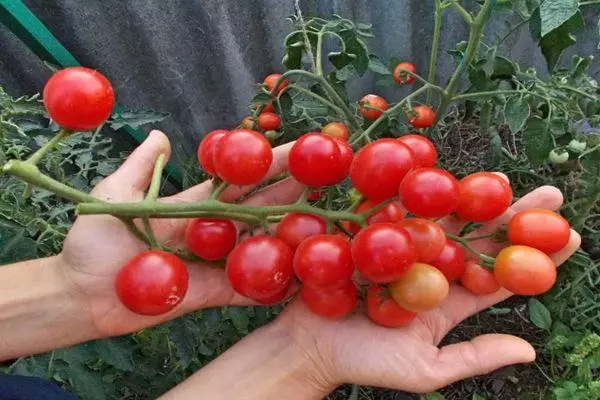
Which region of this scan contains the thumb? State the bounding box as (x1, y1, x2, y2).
(430, 334, 536, 389)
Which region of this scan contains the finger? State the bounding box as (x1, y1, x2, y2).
(429, 334, 535, 391)
(169, 142, 295, 202)
(97, 130, 171, 197)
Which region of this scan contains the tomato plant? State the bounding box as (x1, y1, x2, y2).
(294, 234, 354, 288)
(301, 280, 357, 318)
(455, 172, 513, 222)
(399, 167, 460, 218)
(263, 73, 288, 95)
(494, 245, 557, 296)
(366, 285, 416, 328)
(185, 218, 237, 261)
(214, 129, 273, 185)
(358, 94, 389, 120)
(393, 62, 416, 85)
(408, 105, 435, 129)
(508, 209, 571, 254)
(389, 262, 450, 313)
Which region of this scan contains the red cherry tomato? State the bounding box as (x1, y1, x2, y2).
(116, 250, 188, 315)
(494, 245, 556, 295)
(359, 94, 389, 120)
(257, 112, 281, 131)
(275, 212, 327, 249)
(399, 219, 446, 263)
(351, 223, 416, 283)
(508, 209, 571, 254)
(322, 122, 350, 141)
(393, 62, 416, 85)
(260, 102, 275, 114)
(301, 281, 357, 318)
(289, 133, 347, 187)
(43, 66, 115, 131)
(226, 235, 294, 300)
(307, 189, 322, 202)
(455, 172, 513, 222)
(460, 261, 500, 295)
(197, 129, 229, 176)
(264, 73, 289, 95)
(408, 105, 436, 129)
(399, 167, 459, 218)
(294, 234, 354, 288)
(214, 129, 273, 185)
(397, 134, 437, 167)
(432, 239, 466, 281)
(350, 139, 415, 201)
(255, 286, 289, 305)
(390, 262, 450, 313)
(346, 199, 406, 234)
(185, 218, 237, 261)
(366, 285, 416, 328)
(332, 138, 354, 182)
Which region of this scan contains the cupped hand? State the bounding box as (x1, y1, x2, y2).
(278, 184, 581, 393)
(58, 130, 303, 337)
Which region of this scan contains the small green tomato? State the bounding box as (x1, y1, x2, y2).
(568, 139, 587, 153)
(549, 149, 569, 165)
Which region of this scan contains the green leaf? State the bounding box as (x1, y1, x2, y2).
(421, 393, 446, 400)
(93, 338, 134, 372)
(368, 55, 391, 75)
(539, 0, 578, 37)
(65, 363, 107, 400)
(0, 120, 25, 137)
(328, 51, 355, 69)
(504, 97, 530, 133)
(472, 394, 487, 400)
(335, 64, 357, 81)
(492, 56, 516, 79)
(529, 298, 552, 330)
(108, 109, 170, 130)
(479, 101, 494, 136)
(524, 117, 553, 165)
(0, 219, 37, 263)
(251, 92, 272, 104)
(4, 93, 45, 116)
(539, 12, 584, 71)
(224, 307, 250, 333)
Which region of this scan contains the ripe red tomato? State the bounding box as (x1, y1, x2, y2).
(393, 62, 416, 85)
(264, 73, 289, 95)
(43, 66, 115, 131)
(241, 117, 255, 129)
(322, 122, 350, 141)
(346, 199, 406, 234)
(351, 223, 416, 283)
(185, 218, 237, 261)
(197, 129, 229, 176)
(301, 280, 357, 318)
(350, 139, 415, 201)
(255, 286, 289, 305)
(214, 129, 273, 185)
(260, 102, 275, 114)
(432, 239, 466, 281)
(116, 250, 189, 315)
(508, 209, 571, 254)
(359, 94, 389, 120)
(399, 167, 460, 218)
(275, 212, 327, 249)
(455, 172, 513, 222)
(366, 285, 416, 328)
(460, 261, 500, 295)
(332, 138, 354, 182)
(494, 245, 556, 295)
(289, 133, 347, 187)
(226, 235, 294, 300)
(397, 134, 437, 167)
(307, 189, 322, 202)
(399, 219, 446, 263)
(408, 105, 435, 128)
(257, 112, 281, 131)
(389, 262, 449, 313)
(294, 234, 354, 288)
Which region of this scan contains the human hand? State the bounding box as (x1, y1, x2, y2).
(58, 130, 303, 337)
(277, 184, 581, 393)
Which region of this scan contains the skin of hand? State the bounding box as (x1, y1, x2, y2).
(58, 130, 304, 338)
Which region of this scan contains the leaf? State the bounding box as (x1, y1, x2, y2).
(0, 219, 37, 263)
(492, 56, 516, 79)
(251, 92, 272, 104)
(335, 64, 357, 81)
(524, 117, 553, 166)
(529, 298, 552, 330)
(368, 55, 391, 75)
(65, 363, 107, 400)
(93, 338, 134, 372)
(504, 97, 530, 133)
(486, 307, 512, 315)
(0, 120, 25, 137)
(421, 393, 445, 400)
(472, 394, 487, 400)
(108, 109, 170, 130)
(224, 307, 250, 333)
(169, 319, 195, 368)
(539, 0, 578, 37)
(539, 12, 584, 71)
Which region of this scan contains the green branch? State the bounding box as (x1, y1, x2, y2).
(427, 0, 444, 104)
(27, 128, 71, 165)
(449, 2, 473, 24)
(446, 233, 496, 264)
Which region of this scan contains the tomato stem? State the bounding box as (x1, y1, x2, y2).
(210, 180, 229, 200)
(358, 197, 397, 219)
(27, 128, 71, 165)
(427, 0, 443, 104)
(146, 154, 166, 203)
(446, 233, 496, 264)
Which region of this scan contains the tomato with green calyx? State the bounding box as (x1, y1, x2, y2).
(399, 167, 459, 218)
(264, 73, 289, 95)
(508, 209, 570, 254)
(408, 105, 435, 128)
(397, 134, 437, 167)
(116, 250, 189, 315)
(460, 261, 500, 295)
(226, 235, 294, 300)
(350, 139, 415, 201)
(358, 94, 389, 120)
(351, 223, 416, 283)
(367, 285, 416, 328)
(568, 139, 587, 153)
(432, 239, 466, 281)
(455, 172, 512, 222)
(197, 129, 228, 176)
(294, 234, 354, 288)
(43, 66, 115, 131)
(258, 112, 281, 131)
(214, 129, 273, 185)
(289, 133, 349, 187)
(399, 219, 446, 264)
(276, 212, 327, 249)
(549, 149, 569, 165)
(494, 245, 556, 296)
(301, 280, 357, 318)
(322, 121, 350, 141)
(390, 262, 449, 313)
(185, 218, 237, 261)
(393, 62, 416, 85)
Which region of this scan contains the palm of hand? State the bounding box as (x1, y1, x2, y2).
(280, 185, 580, 393)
